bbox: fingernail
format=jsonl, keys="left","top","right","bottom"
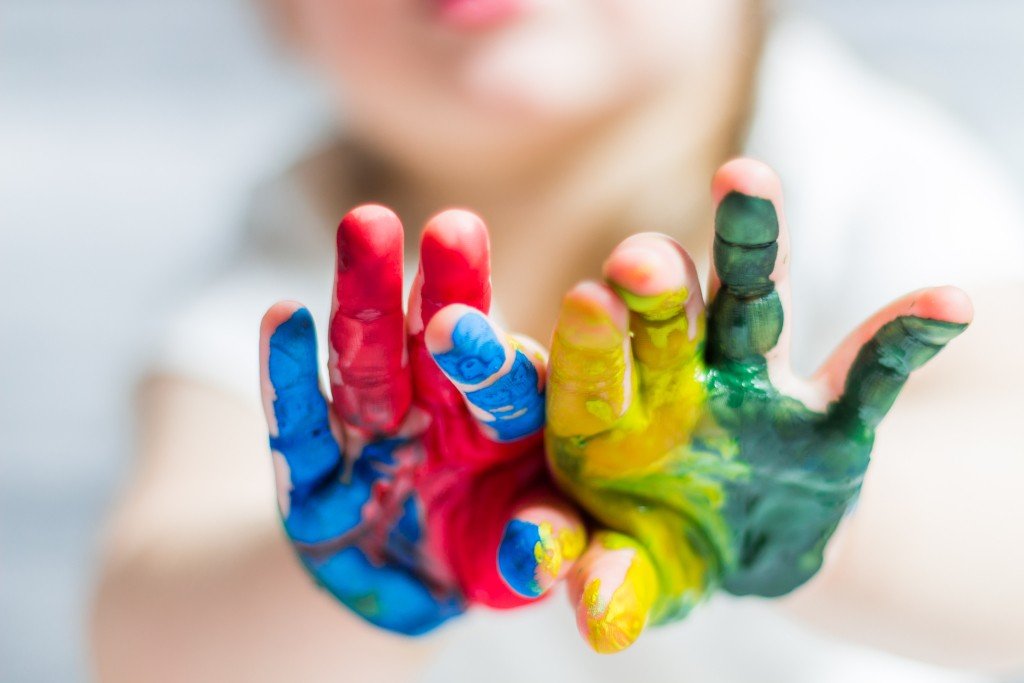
{"left": 498, "top": 518, "right": 585, "bottom": 598}
{"left": 715, "top": 191, "right": 779, "bottom": 245}
{"left": 605, "top": 235, "right": 687, "bottom": 296}
{"left": 556, "top": 283, "right": 627, "bottom": 350}
{"left": 571, "top": 539, "right": 657, "bottom": 654}
{"left": 419, "top": 210, "right": 491, "bottom": 306}
{"left": 268, "top": 308, "right": 321, "bottom": 399}
{"left": 431, "top": 311, "right": 506, "bottom": 385}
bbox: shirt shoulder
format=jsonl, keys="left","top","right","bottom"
{"left": 150, "top": 137, "right": 427, "bottom": 403}
{"left": 747, "top": 17, "right": 1024, "bottom": 370}
{"left": 152, "top": 148, "right": 341, "bottom": 405}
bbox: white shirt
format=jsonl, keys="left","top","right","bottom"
{"left": 154, "top": 17, "right": 1023, "bottom": 683}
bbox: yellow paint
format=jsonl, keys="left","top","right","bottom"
{"left": 532, "top": 521, "right": 586, "bottom": 583}
{"left": 580, "top": 536, "right": 658, "bottom": 654}
{"left": 548, "top": 280, "right": 742, "bottom": 635}
{"left": 558, "top": 524, "right": 587, "bottom": 564}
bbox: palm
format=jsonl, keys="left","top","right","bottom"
{"left": 260, "top": 207, "right": 580, "bottom": 636}
{"left": 546, "top": 160, "right": 970, "bottom": 651}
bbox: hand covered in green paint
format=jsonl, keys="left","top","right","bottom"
{"left": 545, "top": 159, "right": 973, "bottom": 652}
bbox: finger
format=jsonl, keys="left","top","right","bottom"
{"left": 707, "top": 158, "right": 791, "bottom": 369}
{"left": 603, "top": 232, "right": 706, "bottom": 398}
{"left": 567, "top": 531, "right": 658, "bottom": 654}
{"left": 426, "top": 304, "right": 545, "bottom": 442}
{"left": 547, "top": 281, "right": 635, "bottom": 438}
{"left": 408, "top": 209, "right": 492, "bottom": 328}
{"left": 822, "top": 287, "right": 972, "bottom": 431}
{"left": 329, "top": 205, "right": 411, "bottom": 434}
{"left": 408, "top": 209, "right": 493, "bottom": 405}
{"left": 260, "top": 302, "right": 342, "bottom": 521}
{"left": 496, "top": 495, "right": 587, "bottom": 599}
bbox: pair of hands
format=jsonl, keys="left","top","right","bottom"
{"left": 258, "top": 159, "right": 970, "bottom": 653}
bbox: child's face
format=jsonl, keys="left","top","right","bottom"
{"left": 280, "top": 0, "right": 747, "bottom": 145}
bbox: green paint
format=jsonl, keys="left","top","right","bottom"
{"left": 708, "top": 314, "right": 967, "bottom": 596}
{"left": 714, "top": 191, "right": 780, "bottom": 244}
{"left": 615, "top": 287, "right": 691, "bottom": 323}
{"left": 708, "top": 192, "right": 784, "bottom": 364}
{"left": 547, "top": 190, "right": 968, "bottom": 628}
{"left": 833, "top": 316, "right": 968, "bottom": 431}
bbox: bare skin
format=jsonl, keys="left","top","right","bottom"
{"left": 92, "top": 270, "right": 1024, "bottom": 682}
{"left": 92, "top": 1, "right": 1024, "bottom": 679}
{"left": 93, "top": 282, "right": 1024, "bottom": 680}
{"left": 93, "top": 48, "right": 749, "bottom": 678}
{"left": 92, "top": 378, "right": 440, "bottom": 683}
{"left": 783, "top": 283, "right": 1024, "bottom": 673}
{"left": 93, "top": 90, "right": 1024, "bottom": 683}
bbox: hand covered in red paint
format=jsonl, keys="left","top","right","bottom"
{"left": 259, "top": 206, "right": 585, "bottom": 635}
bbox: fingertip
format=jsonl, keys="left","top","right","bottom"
{"left": 345, "top": 203, "right": 399, "bottom": 225}
{"left": 603, "top": 233, "right": 693, "bottom": 297}
{"left": 424, "top": 303, "right": 477, "bottom": 355}
{"left": 261, "top": 300, "right": 306, "bottom": 339}
{"left": 418, "top": 209, "right": 493, "bottom": 315}
{"left": 498, "top": 520, "right": 547, "bottom": 598}
{"left": 335, "top": 206, "right": 404, "bottom": 331}
{"left": 429, "top": 306, "right": 506, "bottom": 386}
{"left": 262, "top": 304, "right": 318, "bottom": 363}
{"left": 557, "top": 281, "right": 629, "bottom": 346}
{"left": 498, "top": 503, "right": 587, "bottom": 599}
{"left": 712, "top": 157, "right": 783, "bottom": 206}
{"left": 338, "top": 204, "right": 404, "bottom": 257}
{"left": 422, "top": 208, "right": 490, "bottom": 264}
{"left": 918, "top": 286, "right": 974, "bottom": 326}
{"left": 425, "top": 208, "right": 487, "bottom": 240}
{"left": 569, "top": 535, "right": 657, "bottom": 654}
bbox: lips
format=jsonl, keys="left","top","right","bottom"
{"left": 430, "top": 0, "right": 526, "bottom": 29}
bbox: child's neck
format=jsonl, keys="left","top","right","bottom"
{"left": 413, "top": 74, "right": 749, "bottom": 231}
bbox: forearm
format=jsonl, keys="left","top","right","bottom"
{"left": 90, "top": 377, "right": 439, "bottom": 682}
{"left": 92, "top": 522, "right": 437, "bottom": 683}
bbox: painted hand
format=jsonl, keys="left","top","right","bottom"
{"left": 259, "top": 206, "right": 584, "bottom": 636}
{"left": 546, "top": 159, "right": 973, "bottom": 652}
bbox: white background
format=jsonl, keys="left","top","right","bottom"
{"left": 2, "top": 1, "right": 1022, "bottom": 680}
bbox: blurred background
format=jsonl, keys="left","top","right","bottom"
{"left": 2, "top": 1, "right": 1022, "bottom": 681}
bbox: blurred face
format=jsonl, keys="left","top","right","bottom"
{"left": 278, "top": 0, "right": 750, "bottom": 163}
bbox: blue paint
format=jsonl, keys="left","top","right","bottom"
{"left": 497, "top": 519, "right": 543, "bottom": 597}
{"left": 386, "top": 496, "right": 424, "bottom": 570}
{"left": 309, "top": 546, "right": 464, "bottom": 636}
{"left": 431, "top": 311, "right": 544, "bottom": 441}
{"left": 268, "top": 309, "right": 341, "bottom": 500}
{"left": 354, "top": 437, "right": 404, "bottom": 474}
{"left": 283, "top": 479, "right": 371, "bottom": 545}
{"left": 268, "top": 310, "right": 365, "bottom": 544}
{"left": 465, "top": 350, "right": 544, "bottom": 441}
{"left": 269, "top": 309, "right": 464, "bottom": 635}
{"left": 432, "top": 312, "right": 506, "bottom": 384}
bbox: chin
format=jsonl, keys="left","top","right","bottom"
{"left": 459, "top": 56, "right": 625, "bottom": 124}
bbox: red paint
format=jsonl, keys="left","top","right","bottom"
{"left": 412, "top": 211, "right": 550, "bottom": 608}
{"left": 329, "top": 206, "right": 553, "bottom": 609}
{"left": 410, "top": 210, "right": 492, "bottom": 414}
{"left": 330, "top": 206, "right": 412, "bottom": 434}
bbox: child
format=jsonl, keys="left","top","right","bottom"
{"left": 93, "top": 2, "right": 1024, "bottom": 681}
